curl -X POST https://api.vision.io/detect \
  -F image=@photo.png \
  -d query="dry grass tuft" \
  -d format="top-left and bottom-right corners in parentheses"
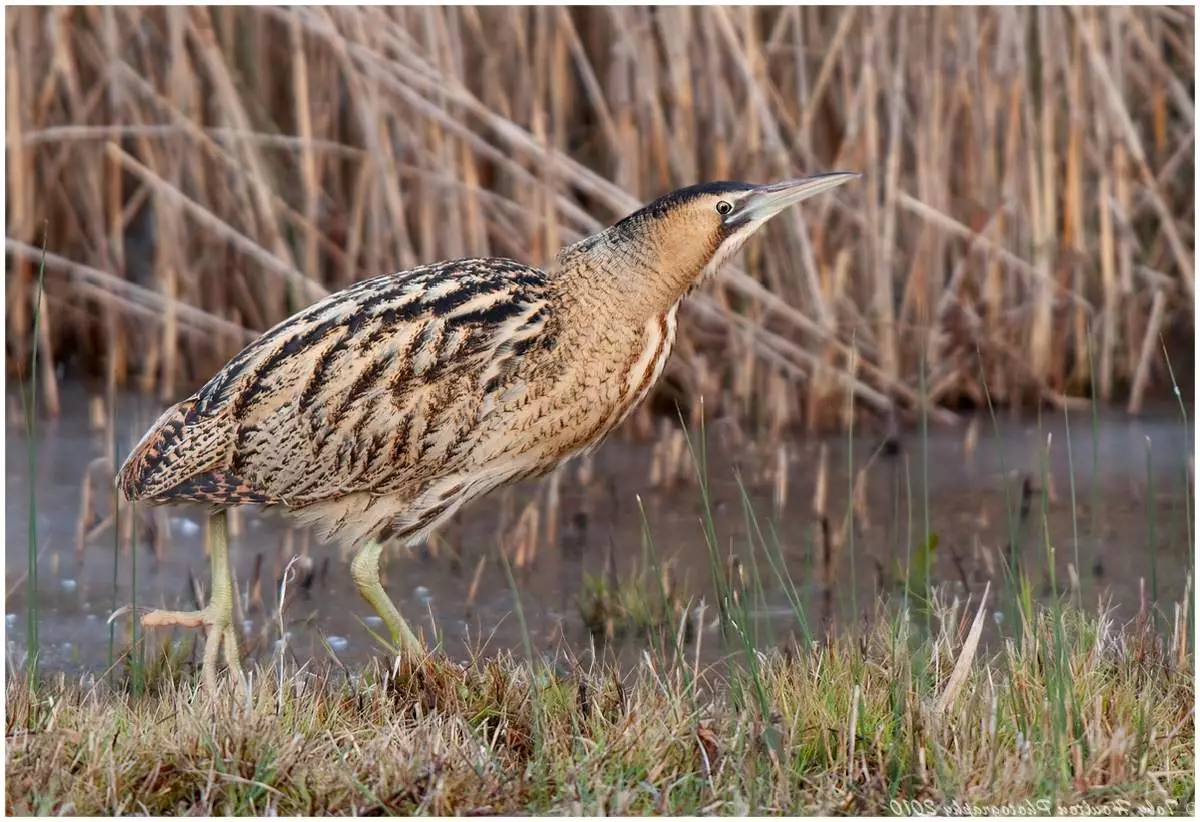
top-left (6, 597), bottom-right (1193, 815)
top-left (5, 7), bottom-right (1194, 432)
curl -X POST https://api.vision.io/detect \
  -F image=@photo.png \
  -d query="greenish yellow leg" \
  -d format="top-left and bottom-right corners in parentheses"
top-left (350, 540), bottom-right (423, 656)
top-left (141, 510), bottom-right (246, 697)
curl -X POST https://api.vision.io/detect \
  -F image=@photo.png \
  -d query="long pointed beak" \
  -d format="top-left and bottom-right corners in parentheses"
top-left (728, 172), bottom-right (859, 227)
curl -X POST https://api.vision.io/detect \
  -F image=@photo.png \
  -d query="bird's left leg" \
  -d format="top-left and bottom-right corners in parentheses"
top-left (350, 539), bottom-right (423, 657)
top-left (138, 509), bottom-right (246, 696)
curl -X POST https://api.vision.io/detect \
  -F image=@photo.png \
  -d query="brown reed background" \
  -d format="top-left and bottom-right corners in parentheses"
top-left (5, 6), bottom-right (1195, 433)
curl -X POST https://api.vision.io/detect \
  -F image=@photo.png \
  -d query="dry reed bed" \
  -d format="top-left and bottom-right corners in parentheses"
top-left (6, 592), bottom-right (1193, 814)
top-left (5, 6), bottom-right (1195, 434)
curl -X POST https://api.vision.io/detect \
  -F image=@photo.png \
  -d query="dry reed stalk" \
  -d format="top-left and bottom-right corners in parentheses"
top-left (812, 443), bottom-right (829, 520)
top-left (102, 9), bottom-right (131, 396)
top-left (292, 15), bottom-right (320, 310)
top-left (765, 371), bottom-right (789, 442)
top-left (150, 508), bottom-right (168, 563)
top-left (935, 581), bottom-right (990, 719)
top-left (699, 301), bottom-right (900, 420)
top-left (1173, 575), bottom-right (1191, 672)
top-left (83, 514), bottom-right (117, 548)
top-left (819, 516), bottom-right (836, 637)
top-left (109, 67), bottom-right (360, 283)
top-left (247, 552), bottom-right (264, 616)
top-left (1074, 7), bottom-right (1194, 299)
top-left (75, 466), bottom-right (95, 561)
top-left (6, 19), bottom-right (31, 370)
top-left (465, 554), bottom-right (486, 611)
top-left (116, 485), bottom-right (135, 554)
top-left (544, 466), bottom-right (562, 550)
top-left (852, 467), bottom-right (871, 534)
top-left (733, 326), bottom-right (756, 419)
top-left (33, 289), bottom-right (61, 417)
top-left (772, 443), bottom-right (788, 517)
top-left (1127, 12), bottom-right (1194, 125)
top-left (105, 143), bottom-right (323, 302)
top-left (158, 253), bottom-right (180, 402)
top-left (576, 453), bottom-right (594, 492)
top-left (841, 337), bottom-right (860, 431)
top-left (649, 423), bottom-right (667, 490)
top-left (895, 194), bottom-right (1092, 315)
top-left (189, 10), bottom-right (298, 306)
top-left (1041, 433), bottom-right (1059, 506)
top-left (4, 241), bottom-right (256, 342)
top-left (798, 8), bottom-right (856, 157)
top-left (878, 10), bottom-right (904, 386)
top-left (298, 531), bottom-right (314, 583)
top-left (1106, 17), bottom-right (1139, 386)
top-left (1095, 59), bottom-right (1118, 402)
top-left (651, 421), bottom-right (686, 492)
top-left (1127, 289), bottom-right (1168, 415)
top-left (508, 499), bottom-right (540, 571)
top-left (331, 14), bottom-right (914, 411)
top-left (88, 395), bottom-right (106, 432)
top-left (1027, 7), bottom-right (1058, 388)
top-left (963, 417), bottom-right (980, 471)
top-left (18, 124), bottom-right (371, 155)
top-left (665, 426), bottom-right (689, 491)
top-left (1063, 25), bottom-right (1090, 388)
top-left (5, 7), bottom-right (1192, 431)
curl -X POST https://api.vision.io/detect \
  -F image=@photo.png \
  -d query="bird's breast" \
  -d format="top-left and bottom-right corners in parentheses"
top-left (617, 303), bottom-right (679, 421)
top-left (515, 302), bottom-right (680, 460)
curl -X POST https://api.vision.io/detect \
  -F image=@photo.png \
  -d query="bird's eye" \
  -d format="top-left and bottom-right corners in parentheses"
top-left (715, 200), bottom-right (733, 216)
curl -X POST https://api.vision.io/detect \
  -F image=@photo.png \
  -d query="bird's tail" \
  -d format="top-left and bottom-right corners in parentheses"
top-left (116, 396), bottom-right (227, 503)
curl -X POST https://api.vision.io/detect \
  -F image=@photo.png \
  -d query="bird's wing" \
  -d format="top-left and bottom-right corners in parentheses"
top-left (118, 258), bottom-right (556, 507)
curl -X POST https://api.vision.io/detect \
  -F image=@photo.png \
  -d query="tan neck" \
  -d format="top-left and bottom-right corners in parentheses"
top-left (550, 215), bottom-right (716, 325)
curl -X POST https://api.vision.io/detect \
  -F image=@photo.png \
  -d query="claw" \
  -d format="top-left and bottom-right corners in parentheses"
top-left (107, 604), bottom-right (154, 625)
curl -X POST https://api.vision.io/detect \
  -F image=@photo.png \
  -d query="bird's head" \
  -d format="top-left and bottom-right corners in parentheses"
top-left (595, 173), bottom-right (859, 310)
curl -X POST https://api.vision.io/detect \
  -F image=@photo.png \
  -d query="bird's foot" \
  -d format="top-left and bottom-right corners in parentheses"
top-left (113, 603), bottom-right (247, 698)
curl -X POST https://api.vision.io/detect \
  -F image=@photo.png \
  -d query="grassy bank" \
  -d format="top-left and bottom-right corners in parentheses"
top-left (5, 6), bottom-right (1194, 431)
top-left (5, 591), bottom-right (1193, 815)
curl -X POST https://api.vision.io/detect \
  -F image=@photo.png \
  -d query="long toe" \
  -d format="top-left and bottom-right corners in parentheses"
top-left (141, 608), bottom-right (213, 629)
top-left (220, 625), bottom-right (248, 699)
top-left (201, 611), bottom-right (223, 695)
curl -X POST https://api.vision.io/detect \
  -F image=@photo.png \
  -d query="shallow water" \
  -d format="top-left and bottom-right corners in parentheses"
top-left (5, 383), bottom-right (1193, 676)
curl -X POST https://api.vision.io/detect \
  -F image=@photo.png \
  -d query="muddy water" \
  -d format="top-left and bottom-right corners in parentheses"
top-left (5, 383), bottom-right (1194, 676)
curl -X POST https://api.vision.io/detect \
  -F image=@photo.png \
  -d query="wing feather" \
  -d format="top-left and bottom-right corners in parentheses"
top-left (117, 258), bottom-right (557, 508)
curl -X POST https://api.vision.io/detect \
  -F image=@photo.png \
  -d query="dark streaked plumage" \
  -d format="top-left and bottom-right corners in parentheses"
top-left (117, 254), bottom-right (673, 551)
top-left (115, 172), bottom-right (859, 692)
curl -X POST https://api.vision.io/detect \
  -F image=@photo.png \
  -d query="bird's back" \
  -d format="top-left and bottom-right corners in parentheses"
top-left (118, 174), bottom-right (857, 549)
top-left (117, 258), bottom-right (560, 514)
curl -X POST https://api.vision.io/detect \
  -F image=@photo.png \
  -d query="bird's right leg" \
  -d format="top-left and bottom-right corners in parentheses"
top-left (350, 540), bottom-right (423, 657)
top-left (139, 509), bottom-right (246, 697)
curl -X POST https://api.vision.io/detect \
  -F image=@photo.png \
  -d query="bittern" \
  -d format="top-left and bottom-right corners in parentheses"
top-left (116, 172), bottom-right (858, 693)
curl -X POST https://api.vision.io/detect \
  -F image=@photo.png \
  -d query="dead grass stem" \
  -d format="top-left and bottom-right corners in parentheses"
top-left (4, 7), bottom-right (1192, 430)
top-left (5, 595), bottom-right (1192, 814)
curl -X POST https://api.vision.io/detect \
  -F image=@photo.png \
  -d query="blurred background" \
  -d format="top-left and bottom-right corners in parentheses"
top-left (4, 6), bottom-right (1195, 674)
